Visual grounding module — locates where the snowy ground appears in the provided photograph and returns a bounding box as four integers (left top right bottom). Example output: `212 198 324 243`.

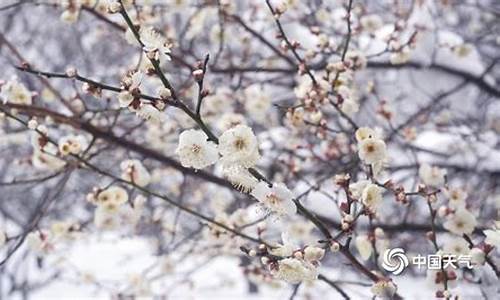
16 233 483 300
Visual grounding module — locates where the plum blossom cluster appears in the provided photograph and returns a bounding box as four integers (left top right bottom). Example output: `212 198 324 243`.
137 26 173 61
86 185 144 230
371 280 397 299
175 124 296 216
117 71 164 122
484 222 500 250
243 234 325 284
23 219 81 256
58 134 87 156
354 228 389 261
349 179 384 213
355 127 387 167
0 78 33 105
120 159 151 187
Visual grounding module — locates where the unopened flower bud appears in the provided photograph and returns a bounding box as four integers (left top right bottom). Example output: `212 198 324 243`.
27 119 38 130
158 87 172 99
374 227 384 238
341 222 350 231
437 206 448 218
343 214 354 223
107 1 122 13
192 69 204 81
65 67 77 78
330 242 340 252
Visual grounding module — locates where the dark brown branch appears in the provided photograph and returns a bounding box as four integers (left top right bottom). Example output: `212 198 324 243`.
1 103 232 189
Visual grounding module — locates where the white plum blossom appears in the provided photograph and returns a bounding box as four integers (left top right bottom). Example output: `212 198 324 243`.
60 7 79 23
58 134 87 156
355 235 373 260
303 246 325 263
443 208 477 235
419 164 446 187
31 135 65 170
286 107 305 127
135 103 163 123
118 91 134 108
308 110 323 123
345 50 367 70
484 222 500 249
106 0 121 13
219 124 260 168
371 280 397 299
50 220 77 240
443 237 469 256
93 208 117 229
444 187 467 209
94 186 129 211
374 228 389 254
222 165 258 193
355 127 378 142
271 258 318 284
175 129 218 169
349 180 370 199
390 47 411 65
356 128 387 165
361 184 383 211
0 79 32 105
117 71 146 111
92 190 144 230
93 201 142 230
270 232 298 257
340 98 360 116
32 151 65 170
122 70 143 91
27 119 38 130
360 14 383 33
294 74 329 102
120 159 151 187
157 87 172 99
139 27 172 61
358 138 387 164
469 248 486 265
251 182 296 216
337 85 360 116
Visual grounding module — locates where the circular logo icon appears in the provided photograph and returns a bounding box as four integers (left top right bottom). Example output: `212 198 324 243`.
382 248 409 275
